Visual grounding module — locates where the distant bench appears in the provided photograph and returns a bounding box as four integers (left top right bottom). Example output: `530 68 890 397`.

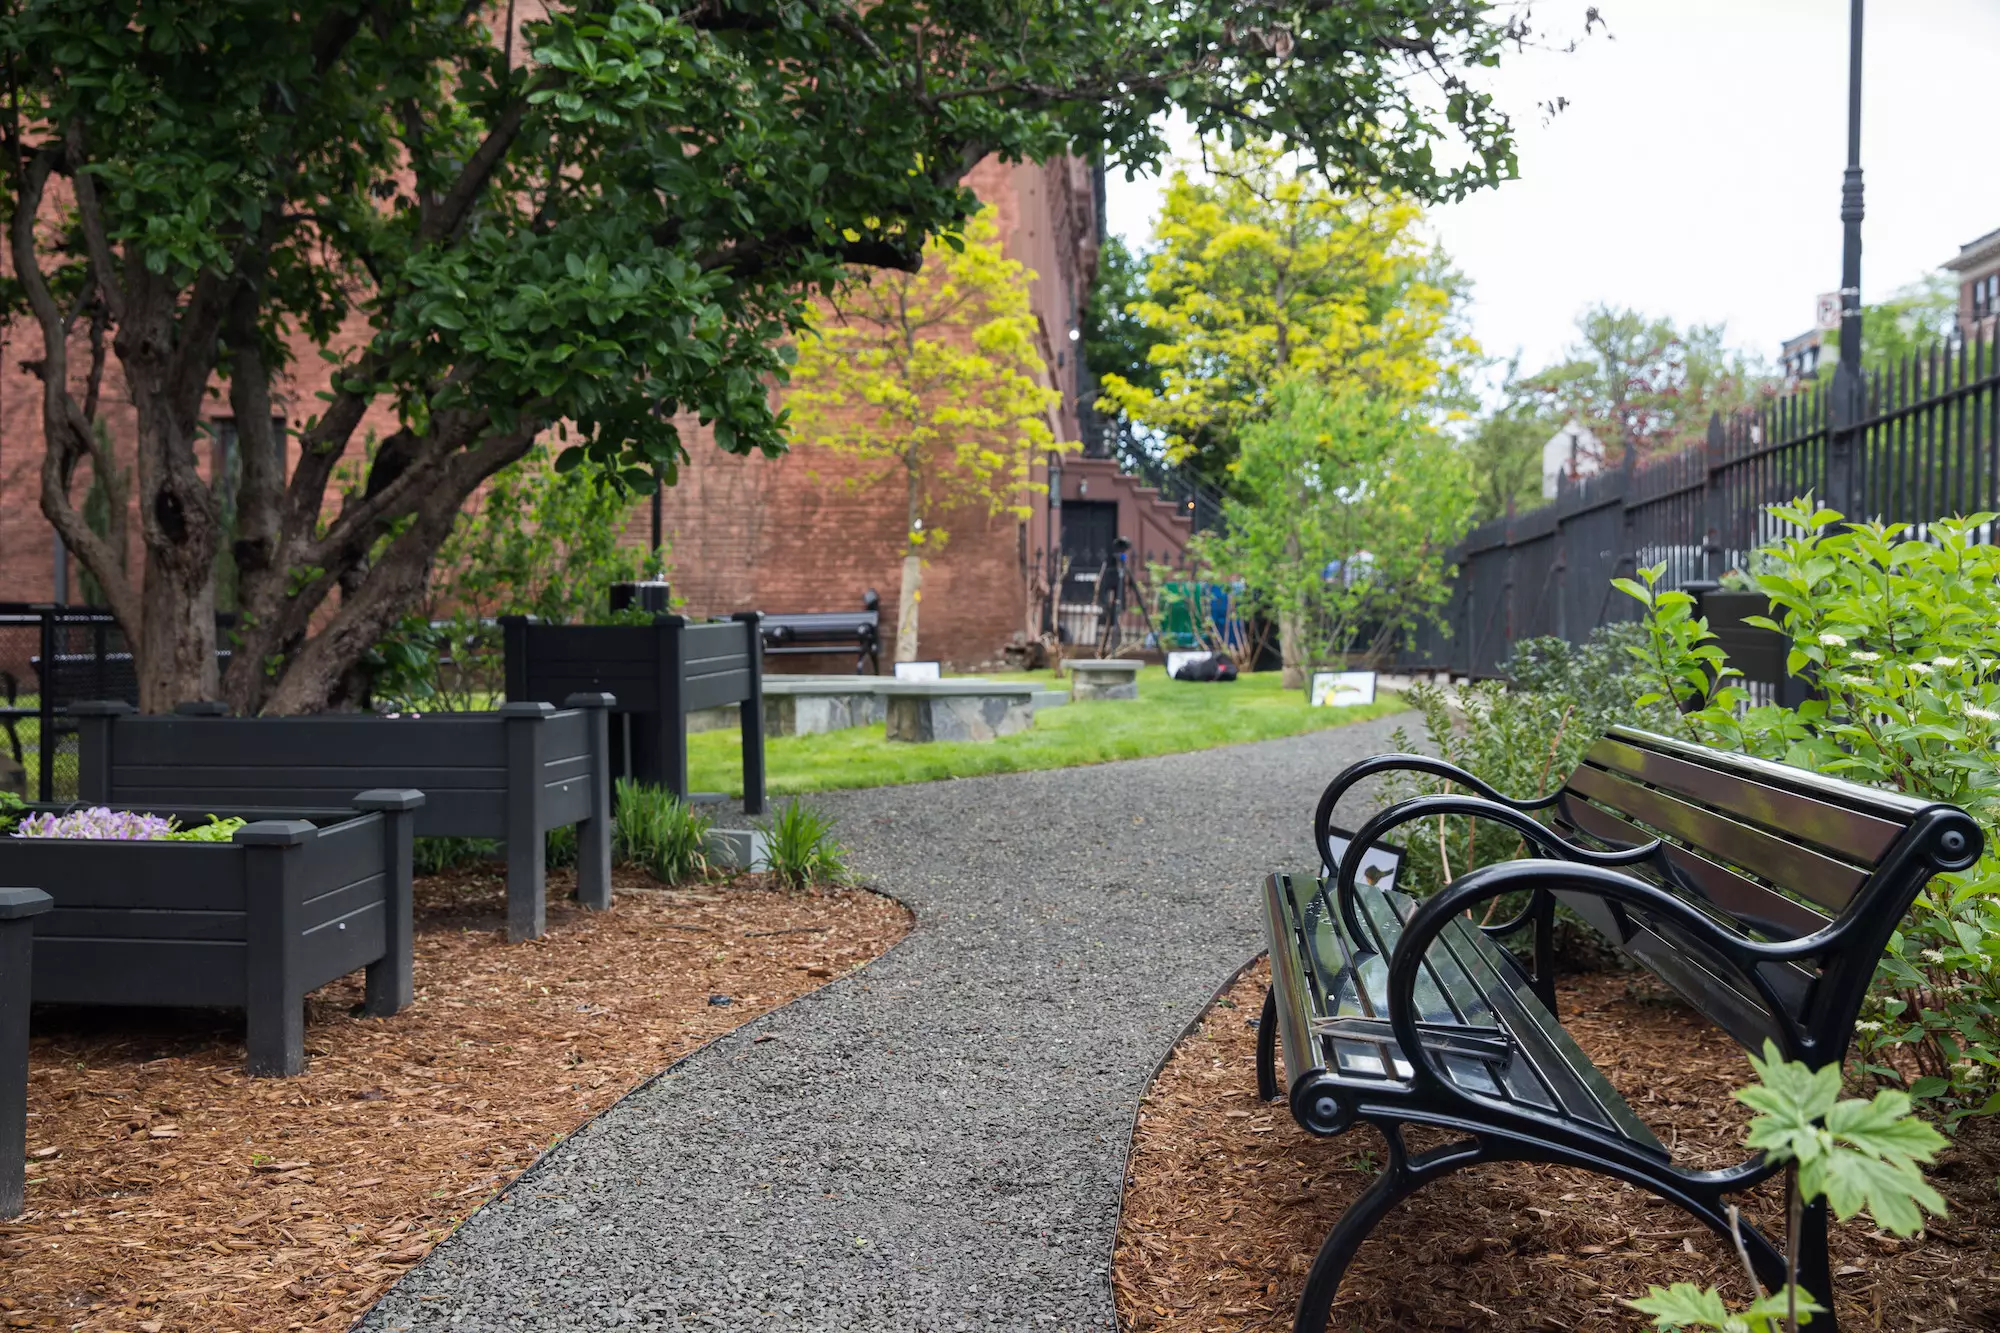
760 591 882 675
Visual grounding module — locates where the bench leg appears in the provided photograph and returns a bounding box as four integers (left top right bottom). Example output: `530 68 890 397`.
1293 1128 1485 1333
1295 1128 1425 1332
1256 986 1280 1102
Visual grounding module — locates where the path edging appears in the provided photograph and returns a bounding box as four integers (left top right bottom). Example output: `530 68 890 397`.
1104 948 1270 1333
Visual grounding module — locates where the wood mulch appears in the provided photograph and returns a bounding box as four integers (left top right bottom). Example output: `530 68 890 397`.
1116 960 2000 1333
2 865 911 1333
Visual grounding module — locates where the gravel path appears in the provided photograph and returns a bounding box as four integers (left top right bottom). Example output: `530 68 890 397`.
360 715 1410 1333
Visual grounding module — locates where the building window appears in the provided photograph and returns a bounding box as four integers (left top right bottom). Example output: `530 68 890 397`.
1974 272 2000 323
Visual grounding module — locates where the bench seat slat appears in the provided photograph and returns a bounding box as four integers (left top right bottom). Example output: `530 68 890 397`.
1586 734 1906 864
1357 884 1630 1132
1300 892 1481 1088
1567 764 1867 910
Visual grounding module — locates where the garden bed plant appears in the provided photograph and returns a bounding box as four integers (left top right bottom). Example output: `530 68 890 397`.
10 807 247 842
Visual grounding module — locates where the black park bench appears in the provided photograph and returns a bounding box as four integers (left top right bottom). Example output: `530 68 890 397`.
759 590 882 675
1258 724 1980 1332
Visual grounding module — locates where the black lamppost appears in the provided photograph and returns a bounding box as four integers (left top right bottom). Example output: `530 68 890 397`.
1826 0 1865 517
1043 451 1063 633
650 465 664 575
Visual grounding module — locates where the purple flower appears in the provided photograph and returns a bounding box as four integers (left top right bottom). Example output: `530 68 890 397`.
12 807 180 840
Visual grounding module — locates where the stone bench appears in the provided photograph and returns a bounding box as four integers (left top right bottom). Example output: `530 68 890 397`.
884 682 1035 743
762 678 890 736
1065 659 1141 700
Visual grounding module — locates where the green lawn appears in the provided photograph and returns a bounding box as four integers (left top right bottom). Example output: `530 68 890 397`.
687 666 1406 798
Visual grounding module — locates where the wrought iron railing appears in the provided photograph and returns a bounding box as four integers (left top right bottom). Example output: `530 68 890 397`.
1395 331 2000 678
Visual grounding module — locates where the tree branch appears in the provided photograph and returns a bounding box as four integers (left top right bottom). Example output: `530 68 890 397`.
423 92 536 245
64 124 126 321
260 423 542 714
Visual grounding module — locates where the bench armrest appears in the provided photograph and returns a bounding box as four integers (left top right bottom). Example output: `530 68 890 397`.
1383 860 1804 1093
1324 794 1656 948
1315 754 1561 874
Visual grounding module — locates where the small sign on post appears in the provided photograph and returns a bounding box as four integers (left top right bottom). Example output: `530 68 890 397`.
892 660 941 682
1309 670 1377 709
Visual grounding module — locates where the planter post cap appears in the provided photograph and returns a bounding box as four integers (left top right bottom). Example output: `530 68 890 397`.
563 692 618 710
174 700 230 716
352 789 426 812
497 702 558 719
233 819 316 846
0 886 53 920
67 700 136 716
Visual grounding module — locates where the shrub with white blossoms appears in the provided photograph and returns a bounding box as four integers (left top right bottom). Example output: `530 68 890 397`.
1620 499 2000 1117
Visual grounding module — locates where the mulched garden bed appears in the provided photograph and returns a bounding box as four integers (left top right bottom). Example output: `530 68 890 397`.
1116 960 2000 1333
3 865 910 1333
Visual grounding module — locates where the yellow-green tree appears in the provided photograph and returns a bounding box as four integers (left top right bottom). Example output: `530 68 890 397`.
1099 139 1474 482
787 207 1067 662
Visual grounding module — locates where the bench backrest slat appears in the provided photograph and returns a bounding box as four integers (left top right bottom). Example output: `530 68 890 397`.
1586 734 1907 865
1538 726 1970 1059
1555 792 1834 936
1566 763 1868 910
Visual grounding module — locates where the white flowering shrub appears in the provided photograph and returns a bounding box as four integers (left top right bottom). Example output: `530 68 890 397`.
1619 500 2000 1116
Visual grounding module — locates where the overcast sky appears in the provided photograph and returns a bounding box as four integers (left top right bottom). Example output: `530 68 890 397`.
1102 0 2000 380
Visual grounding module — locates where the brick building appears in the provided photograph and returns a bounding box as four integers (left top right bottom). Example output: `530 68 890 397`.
0 154 1196 669
637 156 1197 669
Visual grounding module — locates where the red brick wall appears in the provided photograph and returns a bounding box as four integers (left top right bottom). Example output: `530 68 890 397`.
646 155 1103 670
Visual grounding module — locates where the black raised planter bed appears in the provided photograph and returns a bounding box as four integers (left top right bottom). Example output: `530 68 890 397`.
72 696 614 942
2 792 422 1076
1682 583 1812 707
503 614 765 814
2 886 51 1216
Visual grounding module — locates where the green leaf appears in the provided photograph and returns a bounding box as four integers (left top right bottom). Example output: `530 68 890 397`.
1626 1284 1749 1330
1806 1148 1944 1235
1612 576 1653 607
1826 1090 1947 1166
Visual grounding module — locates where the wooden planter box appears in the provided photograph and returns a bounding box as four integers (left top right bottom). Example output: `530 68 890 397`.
72 697 613 943
502 614 766 814
3 793 422 1076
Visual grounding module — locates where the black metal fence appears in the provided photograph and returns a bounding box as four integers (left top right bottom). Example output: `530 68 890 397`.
1399 331 2000 678
0 605 134 802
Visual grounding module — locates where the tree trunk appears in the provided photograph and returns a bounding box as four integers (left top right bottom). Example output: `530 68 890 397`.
138 559 220 712
1278 606 1307 690
895 554 923 663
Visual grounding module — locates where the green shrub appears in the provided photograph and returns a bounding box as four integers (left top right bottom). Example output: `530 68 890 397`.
1619 500 2000 1117
1383 625 1670 900
413 836 499 876
757 800 849 889
612 779 711 884
546 822 578 870
1628 1042 1944 1333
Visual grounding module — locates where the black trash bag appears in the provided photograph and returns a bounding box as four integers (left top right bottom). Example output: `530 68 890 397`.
1174 654 1238 682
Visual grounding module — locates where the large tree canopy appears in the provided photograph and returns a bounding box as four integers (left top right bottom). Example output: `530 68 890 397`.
3 0 1526 712
1096 139 1476 486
